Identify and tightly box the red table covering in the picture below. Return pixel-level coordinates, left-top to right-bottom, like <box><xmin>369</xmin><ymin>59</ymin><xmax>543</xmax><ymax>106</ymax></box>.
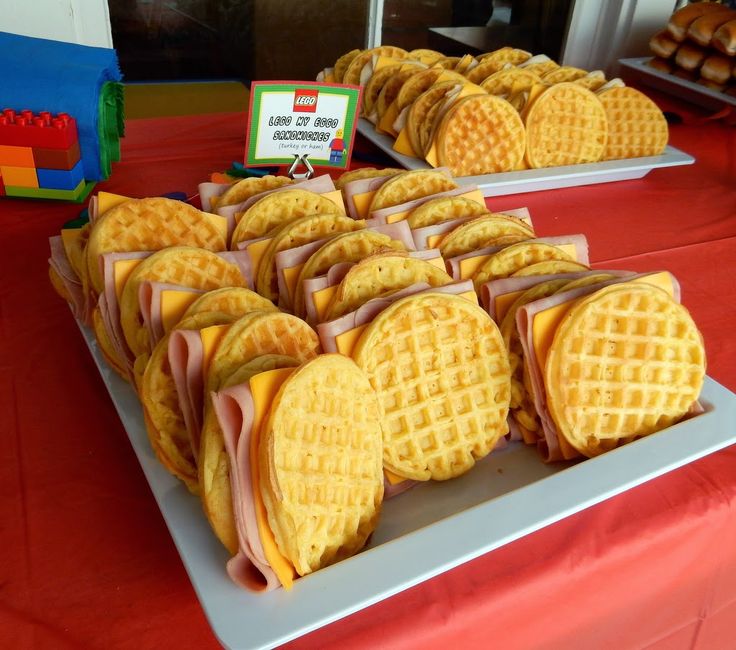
<box><xmin>1</xmin><ymin>96</ymin><xmax>735</xmax><ymax>650</ymax></box>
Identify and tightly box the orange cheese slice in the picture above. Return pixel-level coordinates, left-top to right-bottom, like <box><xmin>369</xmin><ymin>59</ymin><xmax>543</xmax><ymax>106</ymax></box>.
<box><xmin>282</xmin><ymin>263</ymin><xmax>305</xmax><ymax>303</ymax></box>
<box><xmin>97</xmin><ymin>191</ymin><xmax>131</xmax><ymax>217</ymax></box>
<box><xmin>113</xmin><ymin>259</ymin><xmax>143</xmax><ymax>302</ymax></box>
<box><xmin>199</xmin><ymin>324</ymin><xmax>231</xmax><ymax>381</ymax></box>
<box><xmin>351</xmin><ymin>190</ymin><xmax>376</xmax><ymax>219</ymax></box>
<box><xmin>322</xmin><ymin>189</ymin><xmax>347</xmax><ymax>215</ymax></box>
<box><xmin>312</xmin><ymin>285</ymin><xmax>338</xmax><ymax>322</ymax></box>
<box><xmin>246</xmin><ymin>238</ymin><xmax>273</xmax><ymax>278</ymax></box>
<box><xmin>393</xmin><ymin>127</ymin><xmax>418</xmax><ymax>158</ymax></box>
<box><xmin>249</xmin><ymin>368</ymin><xmax>299</xmax><ymax>589</ymax></box>
<box><xmin>160</xmin><ymin>289</ymin><xmax>202</xmax><ymax>334</ymax></box>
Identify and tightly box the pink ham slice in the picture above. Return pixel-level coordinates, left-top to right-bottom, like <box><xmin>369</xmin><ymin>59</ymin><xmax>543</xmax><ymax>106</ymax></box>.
<box><xmin>211</xmin><ymin>384</ymin><xmax>282</xmax><ymax>591</ymax></box>
<box><xmin>198</xmin><ymin>181</ymin><xmax>230</xmax><ymax>213</ymax></box>
<box><xmin>516</xmin><ymin>272</ymin><xmax>681</xmax><ymax>462</ymax></box>
<box><xmin>48</xmin><ymin>235</ymin><xmax>86</xmax><ymax>321</ymax></box>
<box><xmin>139</xmin><ymin>282</ymin><xmax>205</xmax><ymax>350</ymax></box>
<box><xmin>341</xmin><ymin>175</ymin><xmax>394</xmax><ymax>220</ymax></box>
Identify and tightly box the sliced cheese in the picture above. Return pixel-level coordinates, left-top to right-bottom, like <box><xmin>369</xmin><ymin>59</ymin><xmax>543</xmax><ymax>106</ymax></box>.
<box><xmin>97</xmin><ymin>191</ymin><xmax>131</xmax><ymax>216</ymax></box>
<box><xmin>495</xmin><ymin>289</ymin><xmax>525</xmax><ymax>324</ymax></box>
<box><xmin>322</xmin><ymin>189</ymin><xmax>347</xmax><ymax>215</ymax></box>
<box><xmin>246</xmin><ymin>237</ymin><xmax>273</xmax><ymax>278</ymax></box>
<box><xmin>351</xmin><ymin>190</ymin><xmax>376</xmax><ymax>219</ymax></box>
<box><xmin>282</xmin><ymin>263</ymin><xmax>305</xmax><ymax>303</ymax></box>
<box><xmin>249</xmin><ymin>368</ymin><xmax>298</xmax><ymax>590</ymax></box>
<box><xmin>160</xmin><ymin>289</ymin><xmax>201</xmax><ymax>334</ymax></box>
<box><xmin>336</xmin><ymin>323</ymin><xmax>368</xmax><ymax>357</ymax></box>
<box><xmin>113</xmin><ymin>259</ymin><xmax>143</xmax><ymax>302</ymax></box>
<box><xmin>199</xmin><ymin>324</ymin><xmax>231</xmax><ymax>381</ymax></box>
<box><xmin>312</xmin><ymin>285</ymin><xmax>339</xmax><ymax>322</ymax></box>
<box><xmin>392</xmin><ymin>127</ymin><xmax>418</xmax><ymax>158</ymax></box>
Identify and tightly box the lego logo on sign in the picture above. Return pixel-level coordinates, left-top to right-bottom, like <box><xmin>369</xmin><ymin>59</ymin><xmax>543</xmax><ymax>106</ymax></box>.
<box><xmin>293</xmin><ymin>90</ymin><xmax>318</xmax><ymax>112</ymax></box>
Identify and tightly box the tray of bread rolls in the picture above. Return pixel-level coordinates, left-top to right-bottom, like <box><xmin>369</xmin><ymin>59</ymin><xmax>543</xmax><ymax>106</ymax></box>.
<box><xmin>49</xmin><ymin>173</ymin><xmax>736</xmax><ymax>650</ymax></box>
<box><xmin>635</xmin><ymin>1</ymin><xmax>736</xmax><ymax>109</ymax></box>
<box><xmin>317</xmin><ymin>45</ymin><xmax>695</xmax><ymax>195</ymax></box>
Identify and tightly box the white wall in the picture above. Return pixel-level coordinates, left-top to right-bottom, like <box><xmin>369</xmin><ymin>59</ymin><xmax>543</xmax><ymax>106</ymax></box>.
<box><xmin>0</xmin><ymin>0</ymin><xmax>113</xmax><ymax>47</ymax></box>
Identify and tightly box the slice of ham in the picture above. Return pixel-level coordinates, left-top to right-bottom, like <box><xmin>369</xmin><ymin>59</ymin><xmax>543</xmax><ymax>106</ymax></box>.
<box><xmin>214</xmin><ymin>174</ymin><xmax>337</xmax><ymax>228</ymax></box>
<box><xmin>480</xmin><ymin>270</ymin><xmax>634</xmax><ymax>318</ymax></box>
<box><xmin>516</xmin><ymin>271</ymin><xmax>680</xmax><ymax>462</ymax></box>
<box><xmin>369</xmin><ymin>182</ymin><xmax>477</xmax><ymax>224</ymax></box>
<box><xmin>342</xmin><ymin>175</ymin><xmax>394</xmax><ymax>220</ymax></box>
<box><xmin>48</xmin><ymin>236</ymin><xmax>86</xmax><ymax>320</ymax></box>
<box><xmin>211</xmin><ymin>384</ymin><xmax>281</xmax><ymax>591</ymax></box>
<box><xmin>169</xmin><ymin>328</ymin><xmax>207</xmax><ymax>461</ymax></box>
<box><xmin>218</xmin><ymin>250</ymin><xmax>254</xmax><ymax>290</ymax></box>
<box><xmin>139</xmin><ymin>282</ymin><xmax>205</xmax><ymax>350</ymax></box>
<box><xmin>198</xmin><ymin>181</ymin><xmax>230</xmax><ymax>214</ymax></box>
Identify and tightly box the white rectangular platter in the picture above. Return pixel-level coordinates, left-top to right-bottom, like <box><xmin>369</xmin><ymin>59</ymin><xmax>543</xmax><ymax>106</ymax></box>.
<box><xmin>79</xmin><ymin>320</ymin><xmax>736</xmax><ymax>650</ymax></box>
<box><xmin>620</xmin><ymin>57</ymin><xmax>736</xmax><ymax>111</ymax></box>
<box><xmin>355</xmin><ymin>118</ymin><xmax>694</xmax><ymax>197</ymax></box>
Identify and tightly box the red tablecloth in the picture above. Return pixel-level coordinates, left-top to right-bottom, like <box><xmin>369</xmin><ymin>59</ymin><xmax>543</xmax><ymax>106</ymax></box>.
<box><xmin>1</xmin><ymin>98</ymin><xmax>735</xmax><ymax>650</ymax></box>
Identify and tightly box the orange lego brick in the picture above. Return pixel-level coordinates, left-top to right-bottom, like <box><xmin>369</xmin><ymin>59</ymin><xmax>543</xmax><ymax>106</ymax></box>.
<box><xmin>0</xmin><ymin>144</ymin><xmax>34</xmax><ymax>167</ymax></box>
<box><xmin>0</xmin><ymin>165</ymin><xmax>38</xmax><ymax>188</ymax></box>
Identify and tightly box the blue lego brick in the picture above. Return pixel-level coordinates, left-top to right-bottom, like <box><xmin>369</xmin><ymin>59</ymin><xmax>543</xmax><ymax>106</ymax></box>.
<box><xmin>36</xmin><ymin>158</ymin><xmax>84</xmax><ymax>190</ymax></box>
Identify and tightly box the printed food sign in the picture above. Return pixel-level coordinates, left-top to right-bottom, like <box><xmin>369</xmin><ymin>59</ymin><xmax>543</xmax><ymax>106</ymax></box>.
<box><xmin>245</xmin><ymin>81</ymin><xmax>361</xmax><ymax>169</ymax></box>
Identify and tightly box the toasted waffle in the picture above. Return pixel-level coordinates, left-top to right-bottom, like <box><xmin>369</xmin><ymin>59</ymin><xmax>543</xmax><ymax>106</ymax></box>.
<box><xmin>408</xmin><ymin>49</ymin><xmax>445</xmax><ymax>64</ymax></box>
<box><xmin>368</xmin><ymin>169</ymin><xmax>458</xmax><ymax>213</ymax></box>
<box><xmin>119</xmin><ymin>246</ymin><xmax>247</xmax><ymax>358</ymax></box>
<box><xmin>255</xmin><ymin>214</ymin><xmax>362</xmax><ymax>301</ymax></box>
<box><xmin>293</xmin><ymin>230</ymin><xmax>407</xmax><ymax>318</ymax></box>
<box><xmin>524</xmin><ymin>83</ymin><xmax>607</xmax><ymax>169</ymax></box>
<box><xmin>598</xmin><ymin>87</ymin><xmax>669</xmax><ymax>160</ymax></box>
<box><xmin>323</xmin><ymin>252</ymin><xmax>453</xmax><ymax>321</ymax></box>
<box><xmin>546</xmin><ymin>283</ymin><xmax>706</xmax><ymax>457</ymax></box>
<box><xmin>478</xmin><ymin>47</ymin><xmax>532</xmax><ymax>67</ymax></box>
<box><xmin>543</xmin><ymin>66</ymin><xmax>588</xmax><ymax>84</ymax></box>
<box><xmin>200</xmin><ymin>312</ymin><xmax>320</xmax><ymax>552</ymax></box>
<box><xmin>353</xmin><ymin>293</ymin><xmax>511</xmax><ymax>480</ymax></box>
<box><xmin>375</xmin><ymin>65</ymin><xmax>426</xmax><ymax>123</ymax></box>
<box><xmin>363</xmin><ymin>63</ymin><xmax>402</xmax><ymax>114</ymax></box>
<box><xmin>333</xmin><ymin>49</ymin><xmax>361</xmax><ymax>83</ymax></box>
<box><xmin>217</xmin><ymin>176</ymin><xmax>293</xmax><ymax>209</ymax></box>
<box><xmin>438</xmin><ymin>213</ymin><xmax>534</xmax><ymax>258</ymax></box>
<box><xmin>342</xmin><ymin>46</ymin><xmax>408</xmax><ymax>86</ymax></box>
<box><xmin>86</xmin><ymin>198</ymin><xmax>227</xmax><ymax>295</ymax></box>
<box><xmin>335</xmin><ymin>167</ymin><xmax>402</xmax><ymax>190</ymax></box>
<box><xmin>406</xmin><ymin>196</ymin><xmax>490</xmax><ymax>228</ymax></box>
<box><xmin>436</xmin><ymin>94</ymin><xmax>526</xmax><ymax>175</ymax></box>
<box><xmin>406</xmin><ymin>81</ymin><xmax>460</xmax><ymax>157</ymax></box>
<box><xmin>259</xmin><ymin>354</ymin><xmax>383</xmax><ymax>576</ymax></box>
<box><xmin>182</xmin><ymin>287</ymin><xmax>277</xmax><ymax>320</ymax></box>
<box><xmin>572</xmin><ymin>71</ymin><xmax>607</xmax><ymax>92</ymax></box>
<box><xmin>480</xmin><ymin>67</ymin><xmax>542</xmax><ymax>97</ymax></box>
<box><xmin>140</xmin><ymin>311</ymin><xmax>236</xmax><ymax>495</ymax></box>
<box><xmin>230</xmin><ymin>190</ymin><xmax>343</xmax><ymax>248</ymax></box>
<box><xmin>473</xmin><ymin>242</ymin><xmax>575</xmax><ymax>289</ymax></box>
<box><xmin>511</xmin><ymin>259</ymin><xmax>589</xmax><ymax>277</ymax></box>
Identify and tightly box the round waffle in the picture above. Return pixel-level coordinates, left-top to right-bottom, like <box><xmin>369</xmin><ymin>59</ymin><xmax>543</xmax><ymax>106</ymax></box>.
<box><xmin>120</xmin><ymin>247</ymin><xmax>247</xmax><ymax>358</ymax></box>
<box><xmin>255</xmin><ymin>214</ymin><xmax>362</xmax><ymax>301</ymax></box>
<box><xmin>335</xmin><ymin>167</ymin><xmax>402</xmax><ymax>190</ymax></box>
<box><xmin>353</xmin><ymin>293</ymin><xmax>511</xmax><ymax>481</ymax></box>
<box><xmin>436</xmin><ymin>94</ymin><xmax>526</xmax><ymax>176</ymax></box>
<box><xmin>182</xmin><ymin>287</ymin><xmax>277</xmax><ymax>320</ymax></box>
<box><xmin>292</xmin><ymin>230</ymin><xmax>406</xmax><ymax>318</ymax></box>
<box><xmin>434</xmin><ymin>56</ymin><xmax>461</xmax><ymax>69</ymax></box>
<box><xmin>333</xmin><ymin>48</ymin><xmax>361</xmax><ymax>83</ymax></box>
<box><xmin>438</xmin><ymin>213</ymin><xmax>534</xmax><ymax>258</ymax></box>
<box><xmin>465</xmin><ymin>57</ymin><xmax>507</xmax><ymax>84</ymax></box>
<box><xmin>478</xmin><ymin>47</ymin><xmax>532</xmax><ymax>67</ymax></box>
<box><xmin>140</xmin><ymin>311</ymin><xmax>235</xmax><ymax>494</ymax></box>
<box><xmin>480</xmin><ymin>67</ymin><xmax>542</xmax><ymax>97</ymax></box>
<box><xmin>375</xmin><ymin>65</ymin><xmax>425</xmax><ymax>122</ymax></box>
<box><xmin>217</xmin><ymin>175</ymin><xmax>293</xmax><ymax>208</ymax></box>
<box><xmin>342</xmin><ymin>46</ymin><xmax>408</xmax><ymax>86</ymax></box>
<box><xmin>230</xmin><ymin>190</ymin><xmax>343</xmax><ymax>248</ymax></box>
<box><xmin>573</xmin><ymin>71</ymin><xmax>607</xmax><ymax>92</ymax></box>
<box><xmin>395</xmin><ymin>68</ymin><xmax>454</xmax><ymax>113</ymax></box>
<box><xmin>511</xmin><ymin>259</ymin><xmax>589</xmax><ymax>277</ymax></box>
<box><xmin>323</xmin><ymin>252</ymin><xmax>453</xmax><ymax>322</ymax></box>
<box><xmin>86</xmin><ymin>198</ymin><xmax>227</xmax><ymax>295</ymax></box>
<box><xmin>406</xmin><ymin>81</ymin><xmax>460</xmax><ymax>156</ymax></box>
<box><xmin>521</xmin><ymin>60</ymin><xmax>561</xmax><ymax>77</ymax></box>
<box><xmin>368</xmin><ymin>169</ymin><xmax>458</xmax><ymax>213</ymax></box>
<box><xmin>91</xmin><ymin>304</ymin><xmax>127</xmax><ymax>379</ymax></box>
<box><xmin>200</xmin><ymin>312</ymin><xmax>320</xmax><ymax>552</ymax></box>
<box><xmin>406</xmin><ymin>196</ymin><xmax>490</xmax><ymax>228</ymax></box>
<box><xmin>409</xmin><ymin>48</ymin><xmax>445</xmax><ymax>64</ymax></box>
<box><xmin>363</xmin><ymin>63</ymin><xmax>402</xmax><ymax>114</ymax></box>
<box><xmin>473</xmin><ymin>242</ymin><xmax>575</xmax><ymax>289</ymax></box>
<box><xmin>598</xmin><ymin>86</ymin><xmax>669</xmax><ymax>160</ymax></box>
<box><xmin>524</xmin><ymin>83</ymin><xmax>608</xmax><ymax>169</ymax></box>
<box><xmin>259</xmin><ymin>354</ymin><xmax>383</xmax><ymax>576</ymax></box>
<box><xmin>543</xmin><ymin>66</ymin><xmax>588</xmax><ymax>84</ymax></box>
<box><xmin>545</xmin><ymin>283</ymin><xmax>706</xmax><ymax>457</ymax></box>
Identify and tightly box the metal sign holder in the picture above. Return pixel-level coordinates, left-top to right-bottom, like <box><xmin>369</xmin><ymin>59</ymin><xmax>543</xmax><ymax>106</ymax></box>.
<box><xmin>286</xmin><ymin>154</ymin><xmax>314</xmax><ymax>180</ymax></box>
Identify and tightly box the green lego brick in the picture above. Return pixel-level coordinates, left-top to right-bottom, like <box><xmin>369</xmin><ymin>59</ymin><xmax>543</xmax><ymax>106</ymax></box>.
<box><xmin>4</xmin><ymin>179</ymin><xmax>96</xmax><ymax>203</ymax></box>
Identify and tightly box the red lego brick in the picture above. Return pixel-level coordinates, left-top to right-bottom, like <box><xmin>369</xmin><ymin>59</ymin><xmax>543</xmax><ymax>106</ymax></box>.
<box><xmin>32</xmin><ymin>140</ymin><xmax>81</xmax><ymax>170</ymax></box>
<box><xmin>0</xmin><ymin>109</ymin><xmax>78</xmax><ymax>149</ymax></box>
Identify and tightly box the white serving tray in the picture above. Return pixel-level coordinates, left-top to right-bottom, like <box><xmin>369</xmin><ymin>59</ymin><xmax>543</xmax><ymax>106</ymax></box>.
<box><xmin>356</xmin><ymin>119</ymin><xmax>694</xmax><ymax>196</ymax></box>
<box><xmin>79</xmin><ymin>321</ymin><xmax>736</xmax><ymax>650</ymax></box>
<box><xmin>620</xmin><ymin>57</ymin><xmax>736</xmax><ymax>112</ymax></box>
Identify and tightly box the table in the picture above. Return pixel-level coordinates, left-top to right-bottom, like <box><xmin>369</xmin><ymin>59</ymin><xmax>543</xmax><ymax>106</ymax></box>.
<box><xmin>1</xmin><ymin>94</ymin><xmax>735</xmax><ymax>649</ymax></box>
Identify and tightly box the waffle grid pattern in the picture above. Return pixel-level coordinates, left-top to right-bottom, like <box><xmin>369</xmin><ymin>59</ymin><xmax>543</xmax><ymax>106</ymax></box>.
<box><xmin>262</xmin><ymin>357</ymin><xmax>383</xmax><ymax>575</ymax></box>
<box><xmin>407</xmin><ymin>196</ymin><xmax>489</xmax><ymax>229</ymax></box>
<box><xmin>363</xmin><ymin>64</ymin><xmax>401</xmax><ymax>113</ymax></box>
<box><xmin>546</xmin><ymin>285</ymin><xmax>705</xmax><ymax>457</ymax></box>
<box><xmin>481</xmin><ymin>69</ymin><xmax>541</xmax><ymax>96</ymax></box>
<box><xmin>121</xmin><ymin>248</ymin><xmax>246</xmax><ymax>357</ymax></box>
<box><xmin>376</xmin><ymin>68</ymin><xmax>421</xmax><ymax>120</ymax></box>
<box><xmin>439</xmin><ymin>214</ymin><xmax>533</xmax><ymax>258</ymax></box>
<box><xmin>219</xmin><ymin>175</ymin><xmax>292</xmax><ymax>208</ymax></box>
<box><xmin>182</xmin><ymin>287</ymin><xmax>276</xmax><ymax>321</ymax></box>
<box><xmin>354</xmin><ymin>295</ymin><xmax>510</xmax><ymax>481</ymax></box>
<box><xmin>438</xmin><ymin>95</ymin><xmax>526</xmax><ymax>176</ymax></box>
<box><xmin>525</xmin><ymin>83</ymin><xmax>608</xmax><ymax>168</ymax></box>
<box><xmin>369</xmin><ymin>170</ymin><xmax>458</xmax><ymax>213</ymax></box>
<box><xmin>231</xmin><ymin>191</ymin><xmax>341</xmax><ymax>246</ymax></box>
<box><xmin>343</xmin><ymin>46</ymin><xmax>407</xmax><ymax>87</ymax></box>
<box><xmin>87</xmin><ymin>198</ymin><xmax>226</xmax><ymax>294</ymax></box>
<box><xmin>406</xmin><ymin>82</ymin><xmax>459</xmax><ymax>158</ymax></box>
<box><xmin>599</xmin><ymin>87</ymin><xmax>669</xmax><ymax>160</ymax></box>
<box><xmin>473</xmin><ymin>242</ymin><xmax>574</xmax><ymax>288</ymax></box>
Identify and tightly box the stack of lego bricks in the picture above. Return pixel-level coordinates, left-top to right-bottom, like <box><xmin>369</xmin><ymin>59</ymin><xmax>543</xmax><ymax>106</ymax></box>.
<box><xmin>0</xmin><ymin>108</ymin><xmax>90</xmax><ymax>202</ymax></box>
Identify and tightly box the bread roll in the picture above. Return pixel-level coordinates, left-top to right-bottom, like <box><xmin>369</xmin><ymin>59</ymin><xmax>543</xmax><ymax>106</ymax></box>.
<box><xmin>700</xmin><ymin>53</ymin><xmax>733</xmax><ymax>84</ymax></box>
<box><xmin>712</xmin><ymin>18</ymin><xmax>736</xmax><ymax>56</ymax></box>
<box><xmin>687</xmin><ymin>8</ymin><xmax>736</xmax><ymax>46</ymax></box>
<box><xmin>667</xmin><ymin>2</ymin><xmax>729</xmax><ymax>41</ymax></box>
<box><xmin>650</xmin><ymin>30</ymin><xmax>680</xmax><ymax>58</ymax></box>
<box><xmin>674</xmin><ymin>42</ymin><xmax>707</xmax><ymax>71</ymax></box>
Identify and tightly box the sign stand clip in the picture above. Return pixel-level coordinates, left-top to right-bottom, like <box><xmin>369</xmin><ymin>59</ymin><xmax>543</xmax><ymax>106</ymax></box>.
<box><xmin>287</xmin><ymin>154</ymin><xmax>314</xmax><ymax>180</ymax></box>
